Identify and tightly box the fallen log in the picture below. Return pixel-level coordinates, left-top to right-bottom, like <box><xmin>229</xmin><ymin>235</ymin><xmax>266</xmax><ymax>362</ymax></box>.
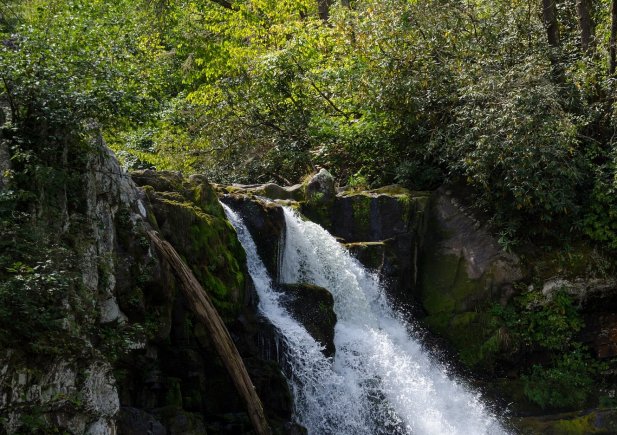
<box><xmin>148</xmin><ymin>230</ymin><xmax>271</xmax><ymax>435</ymax></box>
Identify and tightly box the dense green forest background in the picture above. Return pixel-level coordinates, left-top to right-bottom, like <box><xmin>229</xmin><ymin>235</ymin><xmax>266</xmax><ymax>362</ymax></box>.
<box><xmin>2</xmin><ymin>0</ymin><xmax>617</xmax><ymax>249</ymax></box>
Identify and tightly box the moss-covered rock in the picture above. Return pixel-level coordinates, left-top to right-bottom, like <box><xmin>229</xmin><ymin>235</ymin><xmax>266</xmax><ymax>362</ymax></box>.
<box><xmin>320</xmin><ymin>187</ymin><xmax>429</xmax><ymax>243</ymax></box>
<box><xmin>133</xmin><ymin>170</ymin><xmax>247</xmax><ymax>321</ymax></box>
<box><xmin>319</xmin><ymin>188</ymin><xmax>429</xmax><ymax>303</ymax></box>
<box><xmin>305</xmin><ymin>168</ymin><xmax>335</xmax><ymax>203</ymax></box>
<box><xmin>127</xmin><ymin>170</ymin><xmax>301</xmax><ymax>434</ymax></box>
<box><xmin>212</xmin><ymin>182</ymin><xmax>306</xmax><ymax>202</ymax></box>
<box><xmin>418</xmin><ymin>188</ymin><xmax>524</xmax><ymax>368</ymax></box>
<box><xmin>345</xmin><ymin>241</ymin><xmax>387</xmax><ymax>271</ymax></box>
<box><xmin>515</xmin><ymin>408</ymin><xmax>617</xmax><ymax>434</ymax></box>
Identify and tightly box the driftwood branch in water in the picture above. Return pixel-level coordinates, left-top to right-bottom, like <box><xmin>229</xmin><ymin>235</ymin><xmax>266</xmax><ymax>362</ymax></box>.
<box><xmin>147</xmin><ymin>230</ymin><xmax>271</xmax><ymax>435</ymax></box>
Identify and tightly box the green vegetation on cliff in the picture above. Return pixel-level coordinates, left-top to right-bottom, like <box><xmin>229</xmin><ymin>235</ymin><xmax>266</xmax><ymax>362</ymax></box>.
<box><xmin>2</xmin><ymin>0</ymin><xmax>617</xmax><ymax>249</ymax></box>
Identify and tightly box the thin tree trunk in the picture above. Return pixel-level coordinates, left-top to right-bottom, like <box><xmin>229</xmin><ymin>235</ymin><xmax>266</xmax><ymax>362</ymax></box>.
<box><xmin>148</xmin><ymin>231</ymin><xmax>271</xmax><ymax>435</ymax></box>
<box><xmin>611</xmin><ymin>0</ymin><xmax>617</xmax><ymax>75</ymax></box>
<box><xmin>541</xmin><ymin>0</ymin><xmax>560</xmax><ymax>48</ymax></box>
<box><xmin>575</xmin><ymin>0</ymin><xmax>594</xmax><ymax>52</ymax></box>
<box><xmin>318</xmin><ymin>0</ymin><xmax>331</xmax><ymax>20</ymax></box>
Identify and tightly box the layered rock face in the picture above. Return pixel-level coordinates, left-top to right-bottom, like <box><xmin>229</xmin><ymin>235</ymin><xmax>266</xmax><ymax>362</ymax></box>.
<box><xmin>417</xmin><ymin>187</ymin><xmax>524</xmax><ymax>367</ymax></box>
<box><xmin>0</xmin><ymin>143</ymin><xmax>295</xmax><ymax>434</ymax></box>
<box><xmin>1</xmin><ymin>144</ymin><xmax>148</xmax><ymax>434</ymax></box>
<box><xmin>219</xmin><ymin>171</ymin><xmax>431</xmax><ymax>307</ymax></box>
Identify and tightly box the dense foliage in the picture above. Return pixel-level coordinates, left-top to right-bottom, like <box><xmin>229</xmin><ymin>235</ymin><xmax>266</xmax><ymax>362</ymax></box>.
<box><xmin>0</xmin><ymin>0</ymin><xmax>165</xmax><ymax>357</ymax></box>
<box><xmin>3</xmin><ymin>0</ymin><xmax>617</xmax><ymax>420</ymax></box>
<box><xmin>492</xmin><ymin>290</ymin><xmax>603</xmax><ymax>409</ymax></box>
<box><xmin>2</xmin><ymin>0</ymin><xmax>617</xmax><ymax>245</ymax></box>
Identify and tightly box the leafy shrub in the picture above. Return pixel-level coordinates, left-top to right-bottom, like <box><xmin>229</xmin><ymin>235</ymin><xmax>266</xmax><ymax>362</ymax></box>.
<box><xmin>347</xmin><ymin>172</ymin><xmax>369</xmax><ymax>191</ymax></box>
<box><xmin>523</xmin><ymin>346</ymin><xmax>601</xmax><ymax>409</ymax></box>
<box><xmin>0</xmin><ymin>243</ymin><xmax>87</xmax><ymax>354</ymax></box>
<box><xmin>437</xmin><ymin>60</ymin><xmax>581</xmax><ymax>234</ymax></box>
<box><xmin>581</xmin><ymin>162</ymin><xmax>617</xmax><ymax>250</ymax></box>
<box><xmin>492</xmin><ymin>289</ymin><xmax>603</xmax><ymax>409</ymax></box>
<box><xmin>492</xmin><ymin>290</ymin><xmax>583</xmax><ymax>352</ymax></box>
<box><xmin>394</xmin><ymin>160</ymin><xmax>443</xmax><ymax>191</ymax></box>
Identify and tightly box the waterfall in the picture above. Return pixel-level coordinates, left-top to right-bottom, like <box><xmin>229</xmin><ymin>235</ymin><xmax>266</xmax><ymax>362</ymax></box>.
<box><xmin>223</xmin><ymin>204</ymin><xmax>368</xmax><ymax>434</ymax></box>
<box><xmin>223</xmin><ymin>203</ymin><xmax>508</xmax><ymax>435</ymax></box>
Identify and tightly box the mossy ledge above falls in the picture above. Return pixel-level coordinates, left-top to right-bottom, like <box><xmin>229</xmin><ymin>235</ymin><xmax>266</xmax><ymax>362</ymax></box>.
<box><xmin>2</xmin><ymin>133</ymin><xmax>617</xmax><ymax>433</ymax></box>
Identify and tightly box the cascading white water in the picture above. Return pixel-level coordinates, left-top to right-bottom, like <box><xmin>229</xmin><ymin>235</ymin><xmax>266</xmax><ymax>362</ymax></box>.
<box><xmin>223</xmin><ymin>204</ymin><xmax>370</xmax><ymax>434</ymax></box>
<box><xmin>280</xmin><ymin>207</ymin><xmax>509</xmax><ymax>435</ymax></box>
<box><xmin>224</xmin><ymin>202</ymin><xmax>508</xmax><ymax>435</ymax></box>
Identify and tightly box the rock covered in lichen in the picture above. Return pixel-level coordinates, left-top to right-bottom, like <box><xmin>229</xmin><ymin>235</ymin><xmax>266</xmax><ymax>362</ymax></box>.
<box><xmin>0</xmin><ymin>136</ymin><xmax>151</xmax><ymax>434</ymax></box>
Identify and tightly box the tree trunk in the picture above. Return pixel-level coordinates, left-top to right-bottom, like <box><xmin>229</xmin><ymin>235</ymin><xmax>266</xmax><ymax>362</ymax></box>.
<box><xmin>148</xmin><ymin>231</ymin><xmax>272</xmax><ymax>435</ymax></box>
<box><xmin>575</xmin><ymin>0</ymin><xmax>594</xmax><ymax>52</ymax></box>
<box><xmin>611</xmin><ymin>0</ymin><xmax>617</xmax><ymax>75</ymax></box>
<box><xmin>541</xmin><ymin>0</ymin><xmax>560</xmax><ymax>48</ymax></box>
<box><xmin>318</xmin><ymin>0</ymin><xmax>331</xmax><ymax>20</ymax></box>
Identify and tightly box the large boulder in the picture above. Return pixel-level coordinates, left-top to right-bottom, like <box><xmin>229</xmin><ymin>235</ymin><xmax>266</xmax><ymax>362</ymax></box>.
<box><xmin>305</xmin><ymin>168</ymin><xmax>335</xmax><ymax>204</ymax></box>
<box><xmin>133</xmin><ymin>170</ymin><xmax>247</xmax><ymax>320</ymax></box>
<box><xmin>220</xmin><ymin>195</ymin><xmax>286</xmax><ymax>282</ymax></box>
<box><xmin>516</xmin><ymin>408</ymin><xmax>617</xmax><ymax>434</ymax></box>
<box><xmin>328</xmin><ymin>186</ymin><xmax>428</xmax><ymax>243</ymax></box>
<box><xmin>418</xmin><ymin>187</ymin><xmax>524</xmax><ymax>366</ymax></box>
<box><xmin>323</xmin><ymin>187</ymin><xmax>430</xmax><ymax>301</ymax></box>
<box><xmin>277</xmin><ymin>283</ymin><xmax>337</xmax><ymax>358</ymax></box>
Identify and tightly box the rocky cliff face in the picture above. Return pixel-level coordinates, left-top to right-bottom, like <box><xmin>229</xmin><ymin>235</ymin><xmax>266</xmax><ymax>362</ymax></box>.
<box><xmin>0</xmin><ymin>140</ymin><xmax>296</xmax><ymax>434</ymax></box>
<box><xmin>3</xmin><ymin>137</ymin><xmax>617</xmax><ymax>434</ymax></box>
<box><xmin>1</xmin><ymin>143</ymin><xmax>148</xmax><ymax>434</ymax></box>
<box><xmin>417</xmin><ymin>187</ymin><xmax>524</xmax><ymax>367</ymax></box>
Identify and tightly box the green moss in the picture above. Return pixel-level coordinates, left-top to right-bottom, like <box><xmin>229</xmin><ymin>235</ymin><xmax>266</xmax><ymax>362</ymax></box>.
<box><xmin>191</xmin><ymin>182</ymin><xmax>224</xmax><ymax>218</ymax></box>
<box><xmin>420</xmin><ymin>252</ymin><xmax>498</xmax><ymax>367</ymax></box>
<box><xmin>517</xmin><ymin>412</ymin><xmax>607</xmax><ymax>435</ymax></box>
<box><xmin>367</xmin><ymin>185</ymin><xmax>411</xmax><ymax>196</ymax></box>
<box><xmin>187</xmin><ymin>217</ymin><xmax>245</xmax><ymax>320</ymax></box>
<box><xmin>424</xmin><ymin>312</ymin><xmax>451</xmax><ymax>335</ymax></box>
<box><xmin>300</xmin><ymin>201</ymin><xmax>332</xmax><ymax>230</ymax></box>
<box><xmin>142</xmin><ymin>174</ymin><xmax>249</xmax><ymax>322</ymax></box>
<box><xmin>398</xmin><ymin>195</ymin><xmax>411</xmax><ymax>223</ymax></box>
<box><xmin>345</xmin><ymin>242</ymin><xmax>385</xmax><ymax>270</ymax></box>
<box><xmin>351</xmin><ymin>195</ymin><xmax>372</xmax><ymax>239</ymax></box>
<box><xmin>451</xmin><ymin>311</ymin><xmax>477</xmax><ymax>328</ymax></box>
<box><xmin>551</xmin><ymin>415</ymin><xmax>597</xmax><ymax>434</ymax></box>
<box><xmin>165</xmin><ymin>377</ymin><xmax>183</xmax><ymax>408</ymax></box>
<box><xmin>183</xmin><ymin>387</ymin><xmax>203</xmax><ymax>411</ymax></box>
<box><xmin>222</xmin><ymin>185</ymin><xmax>245</xmax><ymax>195</ymax></box>
<box><xmin>421</xmin><ymin>254</ymin><xmax>473</xmax><ymax>314</ymax></box>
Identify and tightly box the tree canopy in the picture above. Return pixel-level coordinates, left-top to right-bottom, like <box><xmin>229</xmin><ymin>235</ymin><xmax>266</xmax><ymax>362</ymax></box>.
<box><xmin>2</xmin><ymin>0</ymin><xmax>617</xmax><ymax>246</ymax></box>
